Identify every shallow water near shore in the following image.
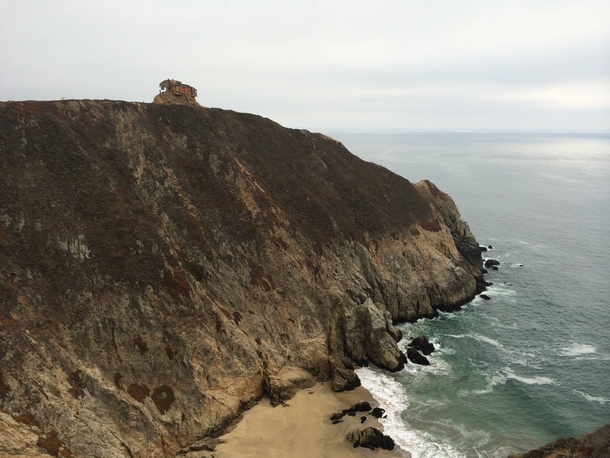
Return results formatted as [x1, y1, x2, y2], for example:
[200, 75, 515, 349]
[327, 130, 610, 457]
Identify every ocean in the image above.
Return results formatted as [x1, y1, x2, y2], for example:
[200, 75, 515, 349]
[325, 130, 610, 457]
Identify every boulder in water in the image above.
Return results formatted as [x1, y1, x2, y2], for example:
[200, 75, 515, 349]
[407, 347, 430, 365]
[408, 335, 435, 355]
[484, 258, 500, 268]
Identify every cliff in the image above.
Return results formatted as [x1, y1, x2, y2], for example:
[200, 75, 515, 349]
[509, 423, 610, 458]
[0, 100, 484, 457]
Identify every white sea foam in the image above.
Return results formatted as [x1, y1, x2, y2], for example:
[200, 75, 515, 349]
[487, 285, 517, 296]
[561, 343, 596, 357]
[446, 334, 466, 340]
[470, 334, 503, 348]
[447, 333, 503, 348]
[405, 357, 453, 378]
[574, 390, 610, 405]
[356, 367, 465, 458]
[398, 342, 453, 377]
[502, 367, 555, 385]
[437, 345, 456, 356]
[438, 311, 459, 320]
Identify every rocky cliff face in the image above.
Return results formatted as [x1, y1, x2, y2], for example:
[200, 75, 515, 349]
[0, 100, 483, 457]
[509, 423, 610, 458]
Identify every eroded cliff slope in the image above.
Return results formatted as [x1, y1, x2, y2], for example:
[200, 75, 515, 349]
[0, 100, 483, 457]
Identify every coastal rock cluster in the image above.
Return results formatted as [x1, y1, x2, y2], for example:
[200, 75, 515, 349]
[347, 427, 395, 451]
[0, 100, 484, 456]
[330, 401, 395, 451]
[406, 335, 436, 365]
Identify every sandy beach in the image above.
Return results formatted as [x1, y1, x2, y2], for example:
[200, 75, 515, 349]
[213, 383, 408, 458]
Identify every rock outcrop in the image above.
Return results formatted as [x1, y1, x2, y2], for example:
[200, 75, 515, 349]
[406, 347, 430, 365]
[153, 80, 201, 107]
[408, 335, 435, 355]
[508, 423, 610, 458]
[0, 99, 483, 457]
[262, 366, 315, 406]
[485, 258, 500, 268]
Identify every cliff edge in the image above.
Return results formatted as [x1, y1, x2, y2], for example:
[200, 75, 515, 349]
[0, 100, 483, 457]
[509, 423, 610, 458]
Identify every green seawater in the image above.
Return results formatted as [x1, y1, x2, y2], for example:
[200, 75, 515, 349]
[329, 130, 610, 457]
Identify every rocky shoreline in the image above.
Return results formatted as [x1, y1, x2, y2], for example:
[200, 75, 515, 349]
[210, 383, 407, 458]
[0, 99, 484, 456]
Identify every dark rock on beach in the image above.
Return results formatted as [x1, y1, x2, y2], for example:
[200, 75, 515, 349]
[351, 401, 372, 412]
[347, 427, 395, 451]
[371, 407, 385, 418]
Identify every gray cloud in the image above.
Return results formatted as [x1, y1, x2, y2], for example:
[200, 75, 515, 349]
[1, 0, 608, 130]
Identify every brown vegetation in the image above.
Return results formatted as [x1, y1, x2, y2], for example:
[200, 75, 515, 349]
[127, 383, 150, 402]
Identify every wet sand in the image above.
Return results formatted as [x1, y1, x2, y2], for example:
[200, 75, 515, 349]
[214, 383, 408, 458]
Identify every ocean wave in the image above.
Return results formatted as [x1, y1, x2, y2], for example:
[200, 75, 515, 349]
[574, 390, 610, 405]
[486, 285, 517, 296]
[356, 367, 465, 458]
[493, 321, 519, 330]
[437, 311, 459, 320]
[436, 345, 456, 356]
[560, 343, 596, 357]
[402, 358, 453, 378]
[471, 334, 503, 348]
[459, 371, 507, 397]
[447, 333, 503, 348]
[502, 367, 555, 386]
[511, 356, 537, 368]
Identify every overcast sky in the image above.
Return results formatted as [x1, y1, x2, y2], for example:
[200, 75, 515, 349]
[2, 1, 609, 130]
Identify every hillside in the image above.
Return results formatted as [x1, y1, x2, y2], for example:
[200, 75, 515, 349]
[0, 100, 484, 457]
